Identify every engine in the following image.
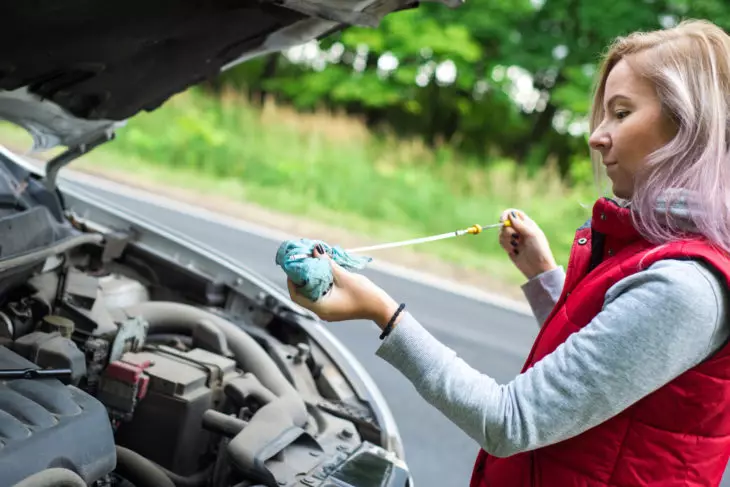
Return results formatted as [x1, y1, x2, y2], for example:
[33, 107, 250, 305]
[0, 345, 116, 485]
[0, 261, 404, 487]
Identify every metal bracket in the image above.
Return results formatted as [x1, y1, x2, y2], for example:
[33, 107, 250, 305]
[101, 230, 132, 263]
[44, 131, 115, 193]
[109, 316, 149, 363]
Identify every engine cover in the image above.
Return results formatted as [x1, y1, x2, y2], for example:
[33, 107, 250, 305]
[0, 346, 116, 486]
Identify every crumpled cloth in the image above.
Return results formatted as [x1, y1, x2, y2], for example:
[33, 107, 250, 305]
[275, 238, 372, 302]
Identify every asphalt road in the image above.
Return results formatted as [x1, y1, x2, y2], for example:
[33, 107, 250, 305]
[66, 177, 730, 487]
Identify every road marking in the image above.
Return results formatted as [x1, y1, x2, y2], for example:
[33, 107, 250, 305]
[60, 169, 533, 317]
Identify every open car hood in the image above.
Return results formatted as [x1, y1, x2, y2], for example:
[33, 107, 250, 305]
[0, 0, 460, 158]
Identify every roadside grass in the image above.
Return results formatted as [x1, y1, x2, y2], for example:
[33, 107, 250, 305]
[0, 88, 599, 286]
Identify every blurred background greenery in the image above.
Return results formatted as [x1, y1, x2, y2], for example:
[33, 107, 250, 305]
[3, 0, 729, 287]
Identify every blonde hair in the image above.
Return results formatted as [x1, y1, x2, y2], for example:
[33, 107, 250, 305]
[590, 19, 730, 253]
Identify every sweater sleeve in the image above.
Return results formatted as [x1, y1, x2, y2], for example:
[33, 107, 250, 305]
[520, 266, 566, 327]
[374, 259, 730, 457]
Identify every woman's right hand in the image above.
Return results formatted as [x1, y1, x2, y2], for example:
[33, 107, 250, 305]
[499, 209, 558, 280]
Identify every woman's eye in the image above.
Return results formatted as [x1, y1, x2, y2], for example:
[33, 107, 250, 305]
[616, 110, 630, 120]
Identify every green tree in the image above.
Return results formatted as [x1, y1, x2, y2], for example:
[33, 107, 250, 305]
[216, 0, 730, 180]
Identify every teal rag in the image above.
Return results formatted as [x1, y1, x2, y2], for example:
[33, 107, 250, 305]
[275, 238, 373, 302]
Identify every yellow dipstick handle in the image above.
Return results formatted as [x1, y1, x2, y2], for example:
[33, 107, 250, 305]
[466, 220, 511, 235]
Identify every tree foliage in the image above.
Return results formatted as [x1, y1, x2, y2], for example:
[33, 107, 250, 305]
[214, 0, 730, 182]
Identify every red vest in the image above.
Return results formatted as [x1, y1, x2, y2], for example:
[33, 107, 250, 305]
[470, 197, 730, 487]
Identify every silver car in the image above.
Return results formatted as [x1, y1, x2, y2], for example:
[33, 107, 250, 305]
[0, 1, 459, 485]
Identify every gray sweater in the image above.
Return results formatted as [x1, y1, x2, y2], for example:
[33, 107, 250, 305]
[375, 259, 730, 457]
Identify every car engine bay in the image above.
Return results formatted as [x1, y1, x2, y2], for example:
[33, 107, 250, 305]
[0, 161, 408, 487]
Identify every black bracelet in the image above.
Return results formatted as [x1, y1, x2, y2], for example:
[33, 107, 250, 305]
[379, 303, 406, 340]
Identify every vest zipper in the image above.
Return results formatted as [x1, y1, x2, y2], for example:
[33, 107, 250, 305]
[519, 229, 591, 486]
[520, 230, 585, 371]
[530, 451, 536, 486]
[588, 229, 605, 272]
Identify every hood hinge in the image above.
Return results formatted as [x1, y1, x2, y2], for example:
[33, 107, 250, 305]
[44, 131, 115, 193]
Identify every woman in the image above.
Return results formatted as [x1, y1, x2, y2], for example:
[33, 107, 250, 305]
[287, 19, 730, 486]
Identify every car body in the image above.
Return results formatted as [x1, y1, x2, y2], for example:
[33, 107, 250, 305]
[0, 1, 461, 486]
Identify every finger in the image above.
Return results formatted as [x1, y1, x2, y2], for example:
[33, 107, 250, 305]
[499, 210, 515, 232]
[499, 224, 518, 239]
[498, 230, 513, 250]
[505, 209, 532, 235]
[287, 279, 311, 303]
[328, 257, 350, 286]
[310, 243, 350, 287]
[312, 243, 327, 258]
[499, 231, 519, 252]
[500, 209, 514, 224]
[498, 216, 521, 254]
[499, 209, 520, 238]
[288, 280, 332, 320]
[515, 209, 531, 222]
[287, 279, 308, 307]
[501, 208, 525, 230]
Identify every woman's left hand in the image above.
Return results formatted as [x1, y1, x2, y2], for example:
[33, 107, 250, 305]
[286, 248, 400, 327]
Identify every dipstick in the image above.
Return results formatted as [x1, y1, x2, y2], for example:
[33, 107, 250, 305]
[346, 220, 510, 253]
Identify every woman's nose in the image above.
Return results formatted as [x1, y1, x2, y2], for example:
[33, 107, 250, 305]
[588, 129, 611, 153]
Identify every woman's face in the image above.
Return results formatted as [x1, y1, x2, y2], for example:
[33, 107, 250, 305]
[588, 58, 676, 199]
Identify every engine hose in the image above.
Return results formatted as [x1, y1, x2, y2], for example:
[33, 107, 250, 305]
[155, 463, 211, 487]
[122, 301, 307, 426]
[115, 446, 175, 487]
[12, 469, 86, 487]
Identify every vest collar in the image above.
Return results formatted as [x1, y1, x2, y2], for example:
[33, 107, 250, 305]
[590, 189, 701, 240]
[591, 197, 640, 240]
